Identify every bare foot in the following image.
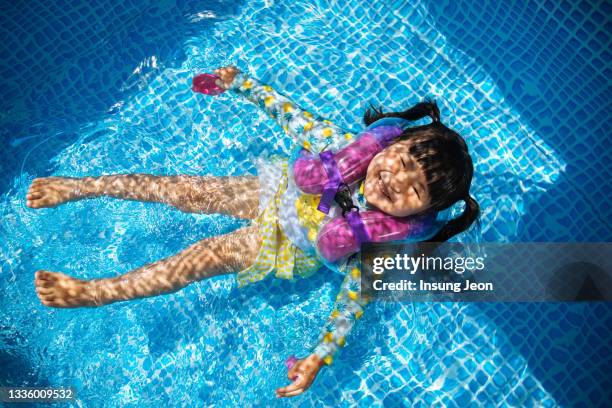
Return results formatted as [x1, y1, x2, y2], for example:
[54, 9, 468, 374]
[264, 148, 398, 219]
[26, 177, 84, 209]
[35, 271, 100, 308]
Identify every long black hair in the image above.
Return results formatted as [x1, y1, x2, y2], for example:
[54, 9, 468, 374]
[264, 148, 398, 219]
[364, 101, 480, 242]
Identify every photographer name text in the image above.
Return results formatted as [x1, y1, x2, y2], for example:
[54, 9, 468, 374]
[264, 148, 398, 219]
[372, 279, 493, 292]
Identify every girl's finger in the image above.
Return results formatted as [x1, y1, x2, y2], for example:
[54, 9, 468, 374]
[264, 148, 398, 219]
[276, 378, 306, 396]
[276, 384, 298, 395]
[282, 388, 305, 397]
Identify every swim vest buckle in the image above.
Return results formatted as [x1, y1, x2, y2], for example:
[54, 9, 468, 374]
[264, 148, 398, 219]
[334, 183, 358, 216]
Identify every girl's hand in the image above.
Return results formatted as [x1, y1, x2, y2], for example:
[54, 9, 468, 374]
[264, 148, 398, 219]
[275, 354, 324, 398]
[213, 65, 240, 89]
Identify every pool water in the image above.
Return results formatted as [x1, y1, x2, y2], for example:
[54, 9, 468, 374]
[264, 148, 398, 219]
[1, 0, 610, 406]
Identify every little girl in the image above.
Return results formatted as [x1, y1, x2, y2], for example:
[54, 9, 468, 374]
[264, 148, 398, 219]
[27, 66, 479, 397]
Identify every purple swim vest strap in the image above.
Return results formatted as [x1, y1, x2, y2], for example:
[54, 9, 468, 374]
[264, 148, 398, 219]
[317, 150, 343, 214]
[346, 210, 371, 245]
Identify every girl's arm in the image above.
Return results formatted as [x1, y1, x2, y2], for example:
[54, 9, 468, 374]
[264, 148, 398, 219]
[215, 66, 354, 151]
[225, 69, 317, 141]
[311, 262, 368, 365]
[276, 260, 368, 398]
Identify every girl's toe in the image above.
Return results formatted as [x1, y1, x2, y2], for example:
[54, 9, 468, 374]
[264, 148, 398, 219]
[35, 271, 55, 283]
[36, 287, 54, 296]
[41, 297, 57, 306]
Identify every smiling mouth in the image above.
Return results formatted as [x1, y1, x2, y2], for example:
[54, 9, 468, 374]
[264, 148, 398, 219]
[378, 175, 392, 201]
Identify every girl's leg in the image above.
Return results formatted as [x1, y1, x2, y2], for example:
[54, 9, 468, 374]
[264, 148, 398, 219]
[26, 174, 260, 219]
[34, 225, 261, 308]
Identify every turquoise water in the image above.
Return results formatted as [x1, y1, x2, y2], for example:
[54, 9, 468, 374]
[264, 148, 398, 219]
[1, 0, 610, 406]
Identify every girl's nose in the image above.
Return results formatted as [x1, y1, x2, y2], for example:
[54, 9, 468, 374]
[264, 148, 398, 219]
[387, 173, 403, 193]
[391, 170, 417, 194]
[380, 171, 391, 183]
[380, 171, 400, 195]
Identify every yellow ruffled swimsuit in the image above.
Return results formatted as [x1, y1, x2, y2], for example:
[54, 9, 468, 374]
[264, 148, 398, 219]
[236, 159, 323, 287]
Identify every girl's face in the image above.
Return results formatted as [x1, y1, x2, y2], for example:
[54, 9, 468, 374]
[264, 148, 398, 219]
[363, 140, 430, 216]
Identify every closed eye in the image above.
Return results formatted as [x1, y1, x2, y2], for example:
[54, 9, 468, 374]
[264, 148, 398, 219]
[412, 186, 420, 200]
[400, 157, 406, 168]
